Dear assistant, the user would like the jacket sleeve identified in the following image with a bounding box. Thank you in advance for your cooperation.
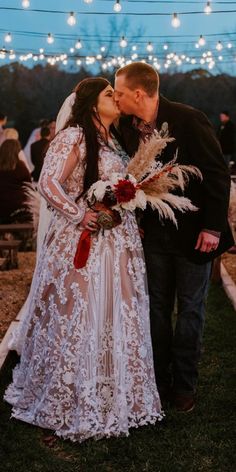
[185,109,231,232]
[38,127,86,224]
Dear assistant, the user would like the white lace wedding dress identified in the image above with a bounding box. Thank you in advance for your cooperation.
[4,126,163,442]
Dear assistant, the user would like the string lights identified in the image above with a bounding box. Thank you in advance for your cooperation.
[75,39,83,49]
[198,35,206,46]
[22,0,30,8]
[0,2,234,74]
[119,36,128,47]
[67,12,76,26]
[4,32,12,43]
[171,13,181,28]
[47,33,54,44]
[113,0,122,13]
[204,1,212,14]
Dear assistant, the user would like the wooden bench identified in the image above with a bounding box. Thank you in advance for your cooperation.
[0,223,34,251]
[0,223,34,233]
[0,240,22,269]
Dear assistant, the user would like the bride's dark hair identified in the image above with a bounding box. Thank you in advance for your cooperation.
[66,77,111,194]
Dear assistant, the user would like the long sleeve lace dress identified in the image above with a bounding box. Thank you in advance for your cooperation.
[4,126,163,442]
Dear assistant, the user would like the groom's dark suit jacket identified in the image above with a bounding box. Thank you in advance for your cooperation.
[115,95,234,264]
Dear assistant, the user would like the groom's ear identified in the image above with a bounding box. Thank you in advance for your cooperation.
[134,89,144,103]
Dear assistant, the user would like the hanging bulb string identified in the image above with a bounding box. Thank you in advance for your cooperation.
[1,6,236,15]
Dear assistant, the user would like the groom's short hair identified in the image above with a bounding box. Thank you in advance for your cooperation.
[116,62,159,97]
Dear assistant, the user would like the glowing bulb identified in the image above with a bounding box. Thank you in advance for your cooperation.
[204,2,212,15]
[75,39,82,49]
[83,0,93,3]
[100,46,106,52]
[132,45,137,51]
[22,0,30,8]
[67,12,76,26]
[163,44,168,50]
[4,33,12,43]
[216,41,223,51]
[70,47,75,53]
[113,0,122,12]
[227,42,232,49]
[171,13,180,28]
[146,42,154,52]
[120,36,127,48]
[198,35,206,47]
[47,33,54,44]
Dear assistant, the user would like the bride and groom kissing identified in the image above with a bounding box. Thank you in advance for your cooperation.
[4,62,233,441]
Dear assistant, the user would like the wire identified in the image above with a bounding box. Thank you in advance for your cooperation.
[0,6,236,16]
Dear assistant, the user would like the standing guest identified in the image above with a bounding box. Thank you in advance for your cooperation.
[217,111,235,167]
[0,139,32,223]
[48,119,56,141]
[24,119,49,171]
[31,127,50,182]
[2,127,31,172]
[114,62,234,412]
[0,112,7,146]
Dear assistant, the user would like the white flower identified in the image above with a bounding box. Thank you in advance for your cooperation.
[121,198,137,211]
[88,180,109,201]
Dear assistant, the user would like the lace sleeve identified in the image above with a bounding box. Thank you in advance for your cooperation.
[38,127,86,224]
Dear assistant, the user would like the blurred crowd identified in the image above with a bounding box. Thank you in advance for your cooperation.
[0,113,56,225]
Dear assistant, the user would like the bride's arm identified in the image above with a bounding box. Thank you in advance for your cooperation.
[38,128,86,224]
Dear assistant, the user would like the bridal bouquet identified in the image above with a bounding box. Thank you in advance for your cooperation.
[74,127,201,269]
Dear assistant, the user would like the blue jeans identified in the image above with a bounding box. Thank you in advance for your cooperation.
[144,250,212,396]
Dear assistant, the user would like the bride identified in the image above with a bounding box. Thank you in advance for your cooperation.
[4,77,163,442]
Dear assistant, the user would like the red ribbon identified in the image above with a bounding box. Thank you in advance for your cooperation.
[74,229,91,269]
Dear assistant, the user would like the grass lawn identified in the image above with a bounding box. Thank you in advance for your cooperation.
[0,284,236,472]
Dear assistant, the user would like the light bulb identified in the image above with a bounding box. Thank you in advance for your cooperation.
[47,33,54,44]
[204,2,212,15]
[75,39,82,49]
[113,0,122,12]
[163,44,168,50]
[146,42,153,52]
[171,13,180,28]
[83,0,93,3]
[4,33,12,43]
[120,36,127,48]
[198,35,206,47]
[227,42,232,49]
[22,0,30,8]
[67,12,76,26]
[216,41,223,51]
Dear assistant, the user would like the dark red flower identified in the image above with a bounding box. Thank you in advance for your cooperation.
[114,179,136,203]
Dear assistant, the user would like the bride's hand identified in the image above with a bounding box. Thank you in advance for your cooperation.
[81,210,98,232]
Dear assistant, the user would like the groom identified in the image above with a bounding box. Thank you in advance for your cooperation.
[114,62,233,412]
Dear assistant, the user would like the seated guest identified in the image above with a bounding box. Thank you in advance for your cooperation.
[2,128,31,172]
[0,139,32,223]
[31,127,50,182]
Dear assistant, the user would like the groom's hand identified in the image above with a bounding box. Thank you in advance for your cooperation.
[195,231,219,253]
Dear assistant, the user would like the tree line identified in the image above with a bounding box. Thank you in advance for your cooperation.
[0,63,236,145]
